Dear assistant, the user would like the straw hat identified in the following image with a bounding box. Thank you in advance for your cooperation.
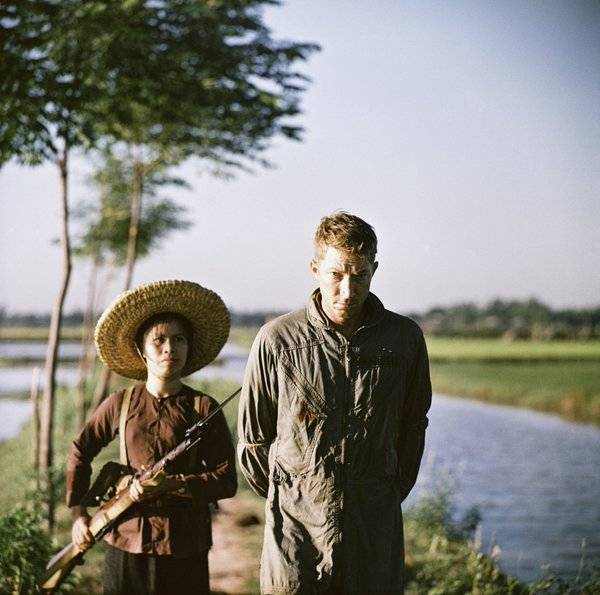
[94,280,230,380]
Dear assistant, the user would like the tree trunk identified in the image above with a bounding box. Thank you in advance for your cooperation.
[39,149,72,530]
[91,160,144,410]
[77,254,99,427]
[123,160,144,289]
[31,366,41,490]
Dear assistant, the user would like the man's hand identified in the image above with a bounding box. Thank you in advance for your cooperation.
[72,514,94,553]
[129,469,185,502]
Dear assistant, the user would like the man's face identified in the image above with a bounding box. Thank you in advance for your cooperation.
[310,245,378,329]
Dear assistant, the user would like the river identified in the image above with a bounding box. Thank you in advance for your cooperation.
[407,394,600,583]
[1,341,599,583]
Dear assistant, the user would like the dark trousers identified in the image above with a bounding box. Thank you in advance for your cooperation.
[103,543,209,595]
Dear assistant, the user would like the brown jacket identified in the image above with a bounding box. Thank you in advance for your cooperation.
[238,290,431,594]
[67,383,237,557]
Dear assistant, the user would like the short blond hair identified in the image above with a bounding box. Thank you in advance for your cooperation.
[314,211,377,262]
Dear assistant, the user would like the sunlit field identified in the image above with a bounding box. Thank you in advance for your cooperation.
[426,337,600,362]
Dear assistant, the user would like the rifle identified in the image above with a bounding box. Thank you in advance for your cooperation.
[39,387,241,593]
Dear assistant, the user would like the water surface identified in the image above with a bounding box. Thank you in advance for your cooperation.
[408,394,600,582]
[0,400,32,442]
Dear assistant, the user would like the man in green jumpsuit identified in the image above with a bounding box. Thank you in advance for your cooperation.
[238,211,432,594]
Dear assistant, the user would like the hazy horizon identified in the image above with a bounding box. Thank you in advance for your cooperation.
[1,292,598,319]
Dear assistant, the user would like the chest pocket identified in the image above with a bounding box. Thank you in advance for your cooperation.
[351,350,404,415]
[355,353,402,369]
[275,354,329,475]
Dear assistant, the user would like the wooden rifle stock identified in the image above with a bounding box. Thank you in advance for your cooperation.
[40,542,82,593]
[38,387,241,593]
[40,483,135,592]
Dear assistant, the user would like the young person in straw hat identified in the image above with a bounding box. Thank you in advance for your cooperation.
[66,280,236,595]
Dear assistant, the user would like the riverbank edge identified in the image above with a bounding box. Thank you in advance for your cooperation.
[229,329,600,425]
[431,382,600,426]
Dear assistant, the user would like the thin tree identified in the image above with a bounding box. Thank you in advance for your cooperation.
[0,2,121,527]
[73,254,101,430]
[86,1,319,403]
[73,150,191,415]
[1,0,317,526]
[30,366,41,489]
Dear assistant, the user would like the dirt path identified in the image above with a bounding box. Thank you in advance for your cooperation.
[209,493,264,595]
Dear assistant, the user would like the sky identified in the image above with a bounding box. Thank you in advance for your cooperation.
[1,0,599,316]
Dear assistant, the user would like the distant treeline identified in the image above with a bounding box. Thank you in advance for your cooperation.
[407,298,600,340]
[2,299,600,340]
[0,308,282,331]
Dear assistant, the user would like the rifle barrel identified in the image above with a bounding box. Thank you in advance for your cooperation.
[184,387,241,439]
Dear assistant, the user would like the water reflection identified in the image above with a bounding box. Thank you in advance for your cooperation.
[0,341,83,360]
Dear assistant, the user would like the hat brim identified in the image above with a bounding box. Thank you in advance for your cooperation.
[94,280,230,380]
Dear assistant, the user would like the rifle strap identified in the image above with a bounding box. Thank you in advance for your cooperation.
[194,394,202,418]
[189,394,202,470]
[119,386,135,466]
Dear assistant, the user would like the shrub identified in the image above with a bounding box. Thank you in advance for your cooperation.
[0,505,53,594]
[405,492,600,595]
[404,492,526,594]
[529,554,600,594]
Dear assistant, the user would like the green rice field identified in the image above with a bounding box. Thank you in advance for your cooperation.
[426,337,600,362]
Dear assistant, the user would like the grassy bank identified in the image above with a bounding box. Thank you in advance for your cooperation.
[426,338,600,424]
[426,339,600,425]
[228,328,600,362]
[431,360,600,424]
[427,337,600,362]
[403,491,600,594]
[228,326,260,349]
[2,327,599,422]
